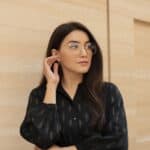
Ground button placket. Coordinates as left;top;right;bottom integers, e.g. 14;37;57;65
71;103;79;121
72;111;80;122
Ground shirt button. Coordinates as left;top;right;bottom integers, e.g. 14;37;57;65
73;116;77;120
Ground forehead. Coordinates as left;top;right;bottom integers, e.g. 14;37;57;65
63;30;90;43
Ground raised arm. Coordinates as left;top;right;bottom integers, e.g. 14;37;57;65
20;86;61;149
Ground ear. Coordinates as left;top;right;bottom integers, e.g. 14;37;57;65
51;49;60;56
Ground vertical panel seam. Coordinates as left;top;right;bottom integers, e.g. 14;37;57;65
106;0;111;81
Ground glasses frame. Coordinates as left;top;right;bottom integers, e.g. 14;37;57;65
62;41;97;55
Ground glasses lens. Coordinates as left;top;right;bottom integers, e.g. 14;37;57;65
67;41;97;54
86;42;97;54
68;43;78;49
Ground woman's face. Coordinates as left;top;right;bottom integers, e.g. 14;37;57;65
55;30;94;75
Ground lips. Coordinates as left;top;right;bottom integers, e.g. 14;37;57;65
78;61;88;63
78;61;89;66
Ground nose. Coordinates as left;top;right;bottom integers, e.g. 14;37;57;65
80;47;88;56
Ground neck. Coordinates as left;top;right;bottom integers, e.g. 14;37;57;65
61;72;83;89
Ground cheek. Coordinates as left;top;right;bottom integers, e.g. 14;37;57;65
60;52;76;65
59;50;93;68
88;55;93;64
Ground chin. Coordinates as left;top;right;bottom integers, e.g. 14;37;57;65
76;68;90;74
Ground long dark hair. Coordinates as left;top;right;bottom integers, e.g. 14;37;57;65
38;21;106;130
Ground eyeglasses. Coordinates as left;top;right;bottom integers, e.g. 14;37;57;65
63;41;97;55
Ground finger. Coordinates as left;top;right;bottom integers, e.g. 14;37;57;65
45;64;54;76
43;60;54;76
46;56;60;65
53;62;59;75
44;57;56;67
47;55;60;59
47;55;59;59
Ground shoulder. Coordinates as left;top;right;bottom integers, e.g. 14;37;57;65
102;81;120;94
102;81;124;105
103;81;119;89
29;84;46;101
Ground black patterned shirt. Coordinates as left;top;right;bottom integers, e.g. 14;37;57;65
20;81;128;150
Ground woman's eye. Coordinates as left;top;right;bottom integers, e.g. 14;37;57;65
70;44;78;48
86;43;92;49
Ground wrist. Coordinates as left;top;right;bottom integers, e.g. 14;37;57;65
63;146;77;150
46;83;57;89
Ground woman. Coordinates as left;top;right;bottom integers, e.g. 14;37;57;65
20;21;128;150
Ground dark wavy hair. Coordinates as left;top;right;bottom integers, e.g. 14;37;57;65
38;21;106;130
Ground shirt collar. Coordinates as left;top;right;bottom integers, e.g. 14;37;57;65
57;81;84;95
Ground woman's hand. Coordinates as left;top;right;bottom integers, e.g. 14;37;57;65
34;145;61;150
34;145;77;150
49;145;77;150
48;145;63;150
43;50;61;86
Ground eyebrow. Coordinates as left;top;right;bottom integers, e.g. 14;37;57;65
67;40;90;44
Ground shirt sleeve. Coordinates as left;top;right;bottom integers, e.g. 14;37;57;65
19;88;62;149
75;82;128;150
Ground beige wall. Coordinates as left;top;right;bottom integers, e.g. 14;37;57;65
0;0;107;149
109;0;150;150
0;0;150;150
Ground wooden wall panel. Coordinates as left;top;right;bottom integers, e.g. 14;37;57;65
134;19;150;149
109;0;150;149
0;0;107;149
